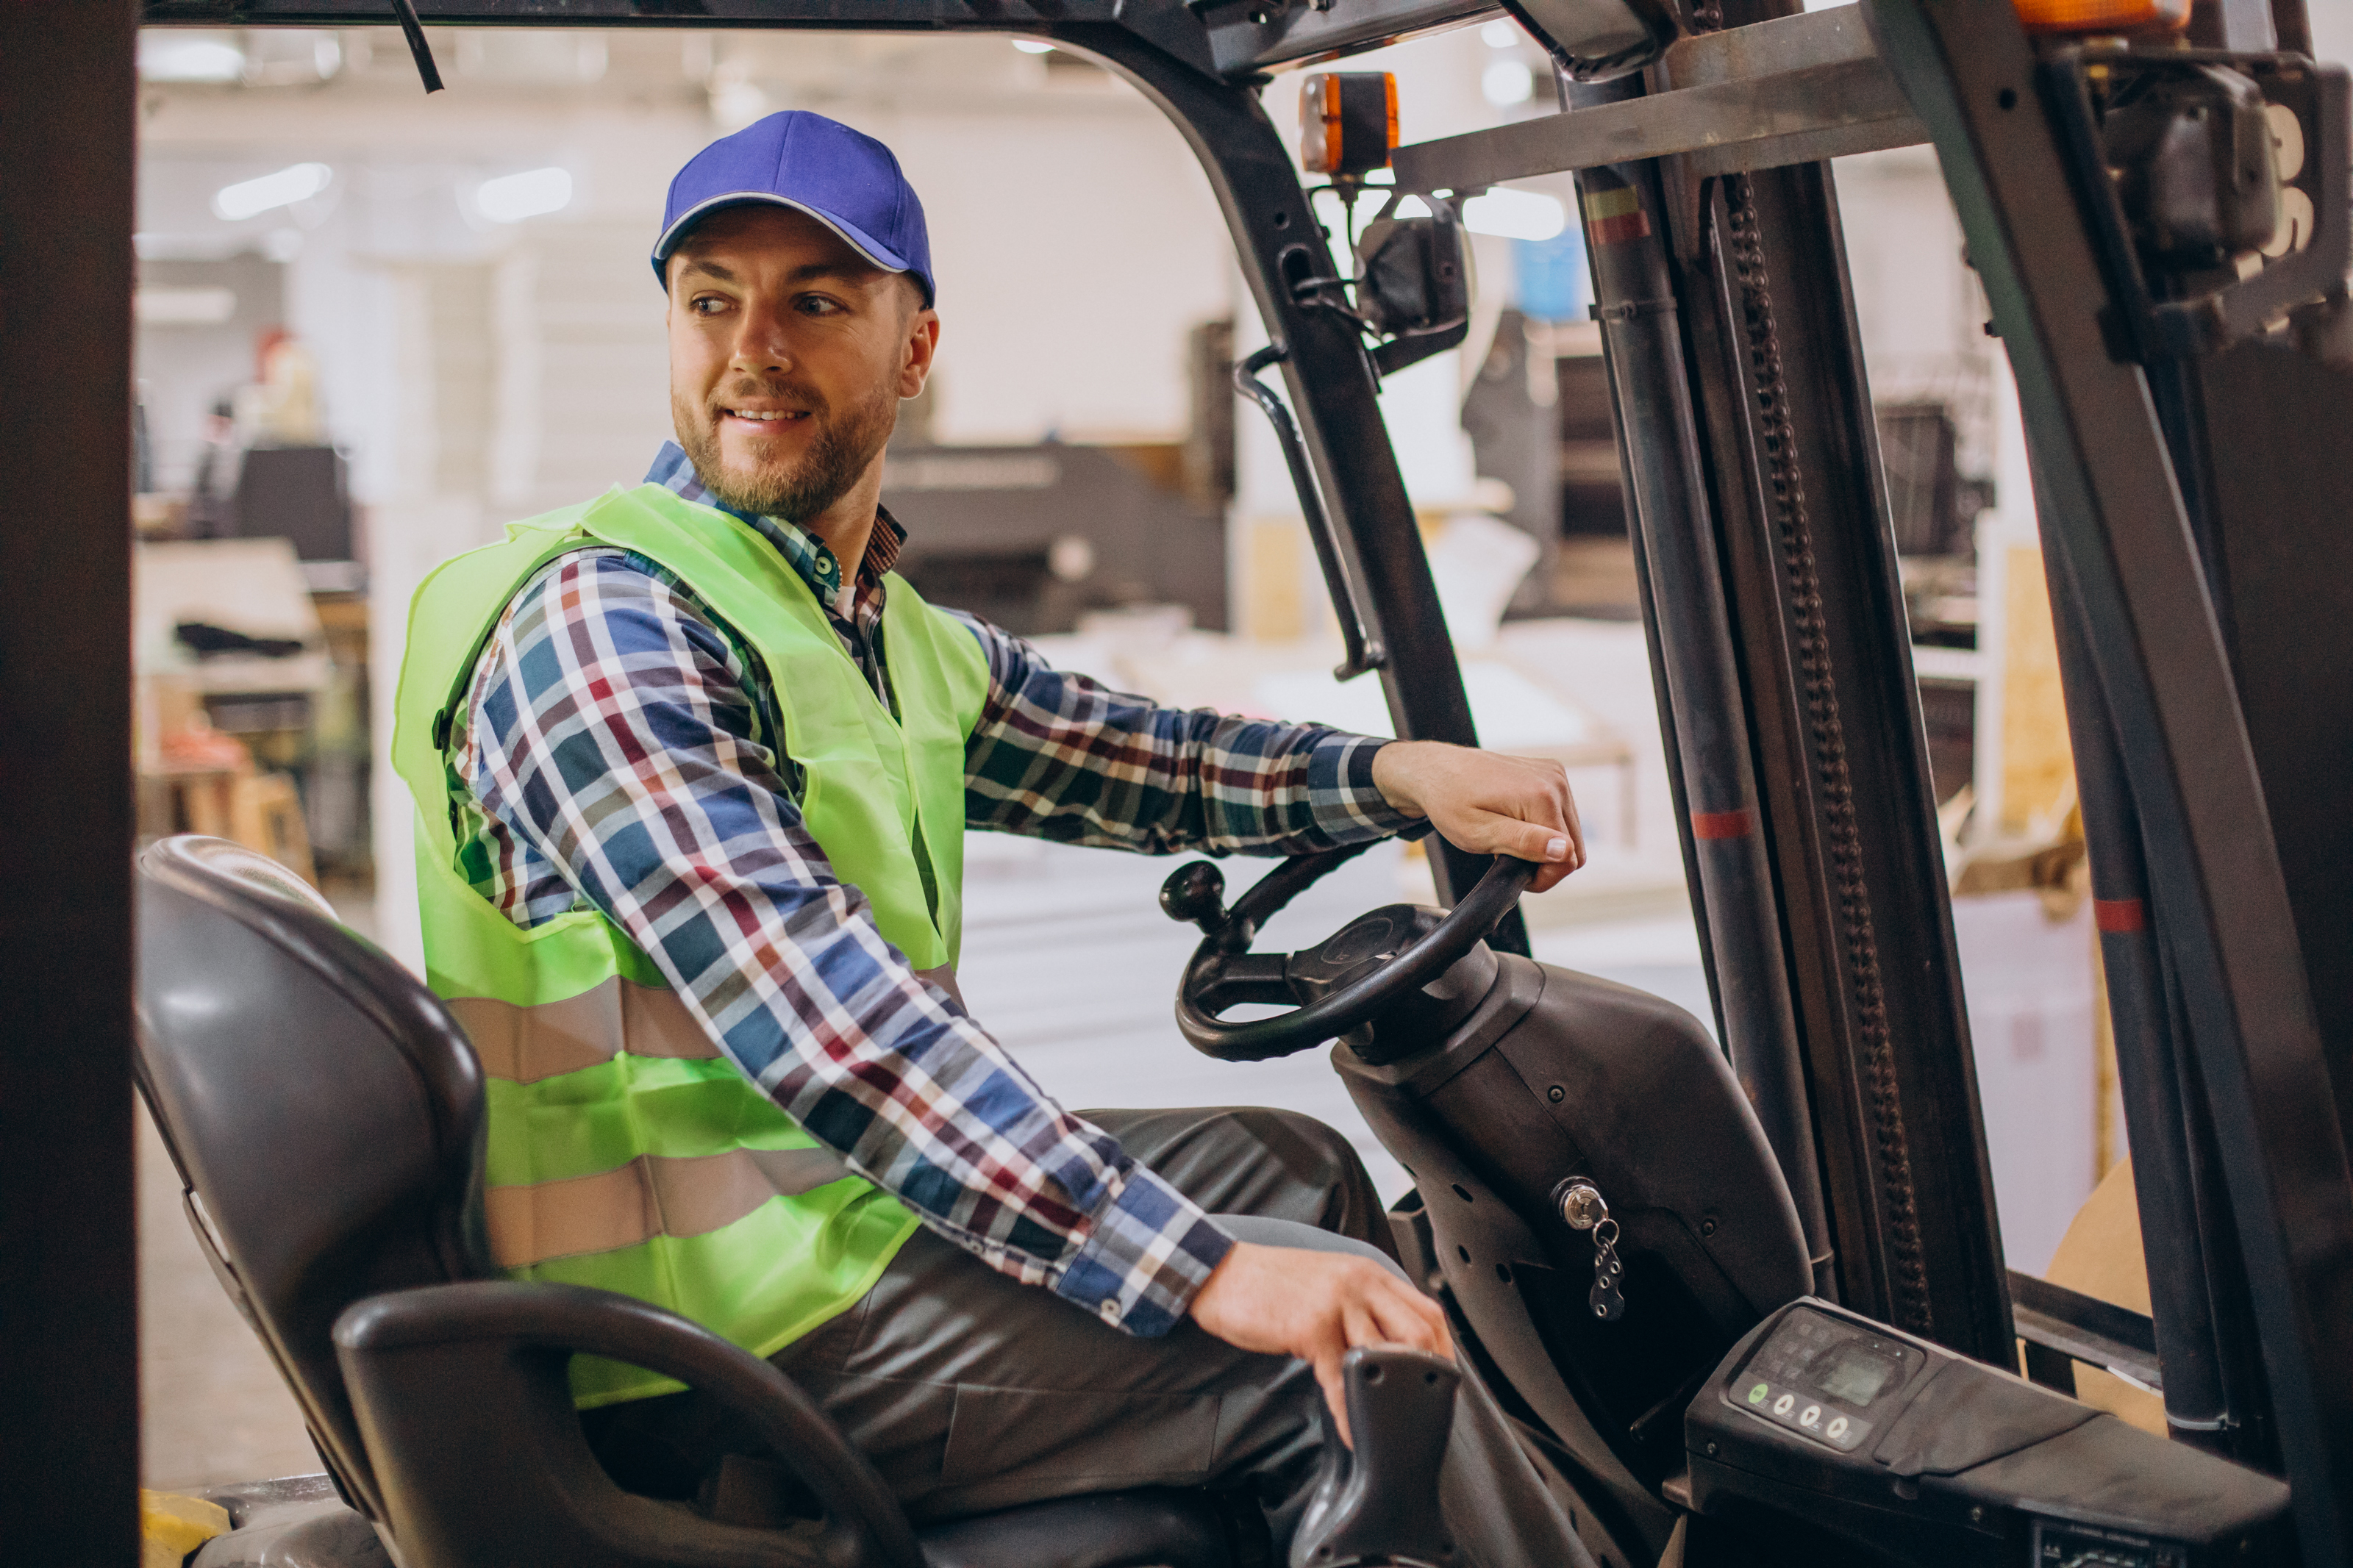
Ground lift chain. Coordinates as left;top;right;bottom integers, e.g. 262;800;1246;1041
1720;170;1935;1337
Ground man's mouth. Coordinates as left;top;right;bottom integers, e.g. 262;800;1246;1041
720;407;813;430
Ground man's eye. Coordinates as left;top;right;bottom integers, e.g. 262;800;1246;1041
797;296;844;316
693;296;729;315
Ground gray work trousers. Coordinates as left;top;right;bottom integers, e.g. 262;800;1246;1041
584;1106;1592;1568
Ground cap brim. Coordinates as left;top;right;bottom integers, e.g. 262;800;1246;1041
651;193;918;292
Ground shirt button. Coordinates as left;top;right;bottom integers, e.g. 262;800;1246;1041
1099;1297;1122;1325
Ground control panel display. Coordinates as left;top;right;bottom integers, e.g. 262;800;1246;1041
1690;1300;2293;1568
1723;1306;1921;1454
1813;1341;1901;1408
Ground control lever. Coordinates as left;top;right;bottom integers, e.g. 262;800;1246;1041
1289;1346;1459;1568
1159;860;1249;950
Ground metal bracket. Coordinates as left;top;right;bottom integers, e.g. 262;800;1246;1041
2041;46;2352;362
2008;1270;2162;1393
1110;0;1218;79
1590;296;1676;321
1394;7;1924;192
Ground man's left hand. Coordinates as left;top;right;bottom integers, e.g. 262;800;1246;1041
1371;741;1585;894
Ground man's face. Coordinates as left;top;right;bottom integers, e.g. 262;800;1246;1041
665;205;936;522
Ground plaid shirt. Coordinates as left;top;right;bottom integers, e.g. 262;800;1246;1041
451;443;1414;1336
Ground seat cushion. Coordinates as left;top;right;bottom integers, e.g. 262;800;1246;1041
179;1475;1258;1568
915;1486;1262;1568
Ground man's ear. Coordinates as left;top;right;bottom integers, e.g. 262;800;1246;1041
899;306;940;401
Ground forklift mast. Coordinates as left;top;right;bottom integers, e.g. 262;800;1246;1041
15;1;2352;1562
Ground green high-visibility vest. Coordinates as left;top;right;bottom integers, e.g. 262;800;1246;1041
392;482;990;1406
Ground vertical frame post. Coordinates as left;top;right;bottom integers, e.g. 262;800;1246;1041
1547;5;2011;1360
1070;24;1529;948
1871;0;2353;1556
0;0;143;1560
1565;96;1833;1292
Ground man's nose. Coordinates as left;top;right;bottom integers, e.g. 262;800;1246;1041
729;302;793;374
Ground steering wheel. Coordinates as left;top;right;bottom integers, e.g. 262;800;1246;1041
1159;843;1536;1063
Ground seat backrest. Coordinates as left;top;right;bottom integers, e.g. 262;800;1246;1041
135;836;492;1520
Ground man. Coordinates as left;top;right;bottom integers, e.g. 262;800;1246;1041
392;110;1591;1562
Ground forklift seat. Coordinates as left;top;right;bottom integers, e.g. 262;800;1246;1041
134;835;1327;1568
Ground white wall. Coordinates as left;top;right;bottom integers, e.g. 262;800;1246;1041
851;107;1231;445
138;31;1240;504
2310;0;2353;62
1833;145;1999;471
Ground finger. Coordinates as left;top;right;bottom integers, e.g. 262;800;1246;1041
1363;1294;1437;1355
1368;1283;1452;1356
1402;1284;1453;1354
1341;1297;1388;1353
1556;778;1586;862
1508;815;1577;870
1340;1283;1442;1360
1520;781;1584;892
1315;1355;1354;1449
1331;1264;1444;1351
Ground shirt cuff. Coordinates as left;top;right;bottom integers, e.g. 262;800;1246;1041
1050;1164;1236;1336
1310;734;1424;845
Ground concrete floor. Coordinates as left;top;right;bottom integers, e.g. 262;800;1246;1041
139;1100;322;1489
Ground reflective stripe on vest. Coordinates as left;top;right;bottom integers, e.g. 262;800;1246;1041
482;1145;855;1269
446;964;967;1086
392;483;990;1407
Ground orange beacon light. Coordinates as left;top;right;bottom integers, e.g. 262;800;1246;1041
1300;71;1399;178
2012;0;2189;35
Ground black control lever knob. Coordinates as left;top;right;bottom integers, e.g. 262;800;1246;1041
1290;1346;1460;1568
1160;861;1229;936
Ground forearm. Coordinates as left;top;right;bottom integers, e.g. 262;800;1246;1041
958;613;1418;854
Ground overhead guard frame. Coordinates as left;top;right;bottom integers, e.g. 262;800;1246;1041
108;4;2353;1567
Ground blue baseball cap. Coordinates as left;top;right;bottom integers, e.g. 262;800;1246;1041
651;111;934;304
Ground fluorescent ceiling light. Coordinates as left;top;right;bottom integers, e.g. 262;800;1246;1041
1013;38;1055;53
1463;187;1566;241
1480;18;1524;46
1482;58;1535;107
141;35;245;83
710;80;770;130
135;287;237;326
213;163;330;221
476;166;574;223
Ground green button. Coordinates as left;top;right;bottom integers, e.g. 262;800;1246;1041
1747;1381;1770;1406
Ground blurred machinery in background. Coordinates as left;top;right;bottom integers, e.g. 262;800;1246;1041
882;317;1236;638
1880;401;1996;805
884;442;1229;637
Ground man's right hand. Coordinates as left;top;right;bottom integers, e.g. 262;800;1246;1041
1187;1240;1454;1448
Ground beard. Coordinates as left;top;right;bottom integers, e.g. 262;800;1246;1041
673;374;899;523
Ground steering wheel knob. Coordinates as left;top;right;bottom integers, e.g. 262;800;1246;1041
1159;861;1230;935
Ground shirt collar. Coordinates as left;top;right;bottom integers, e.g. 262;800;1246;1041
644;441;906;606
